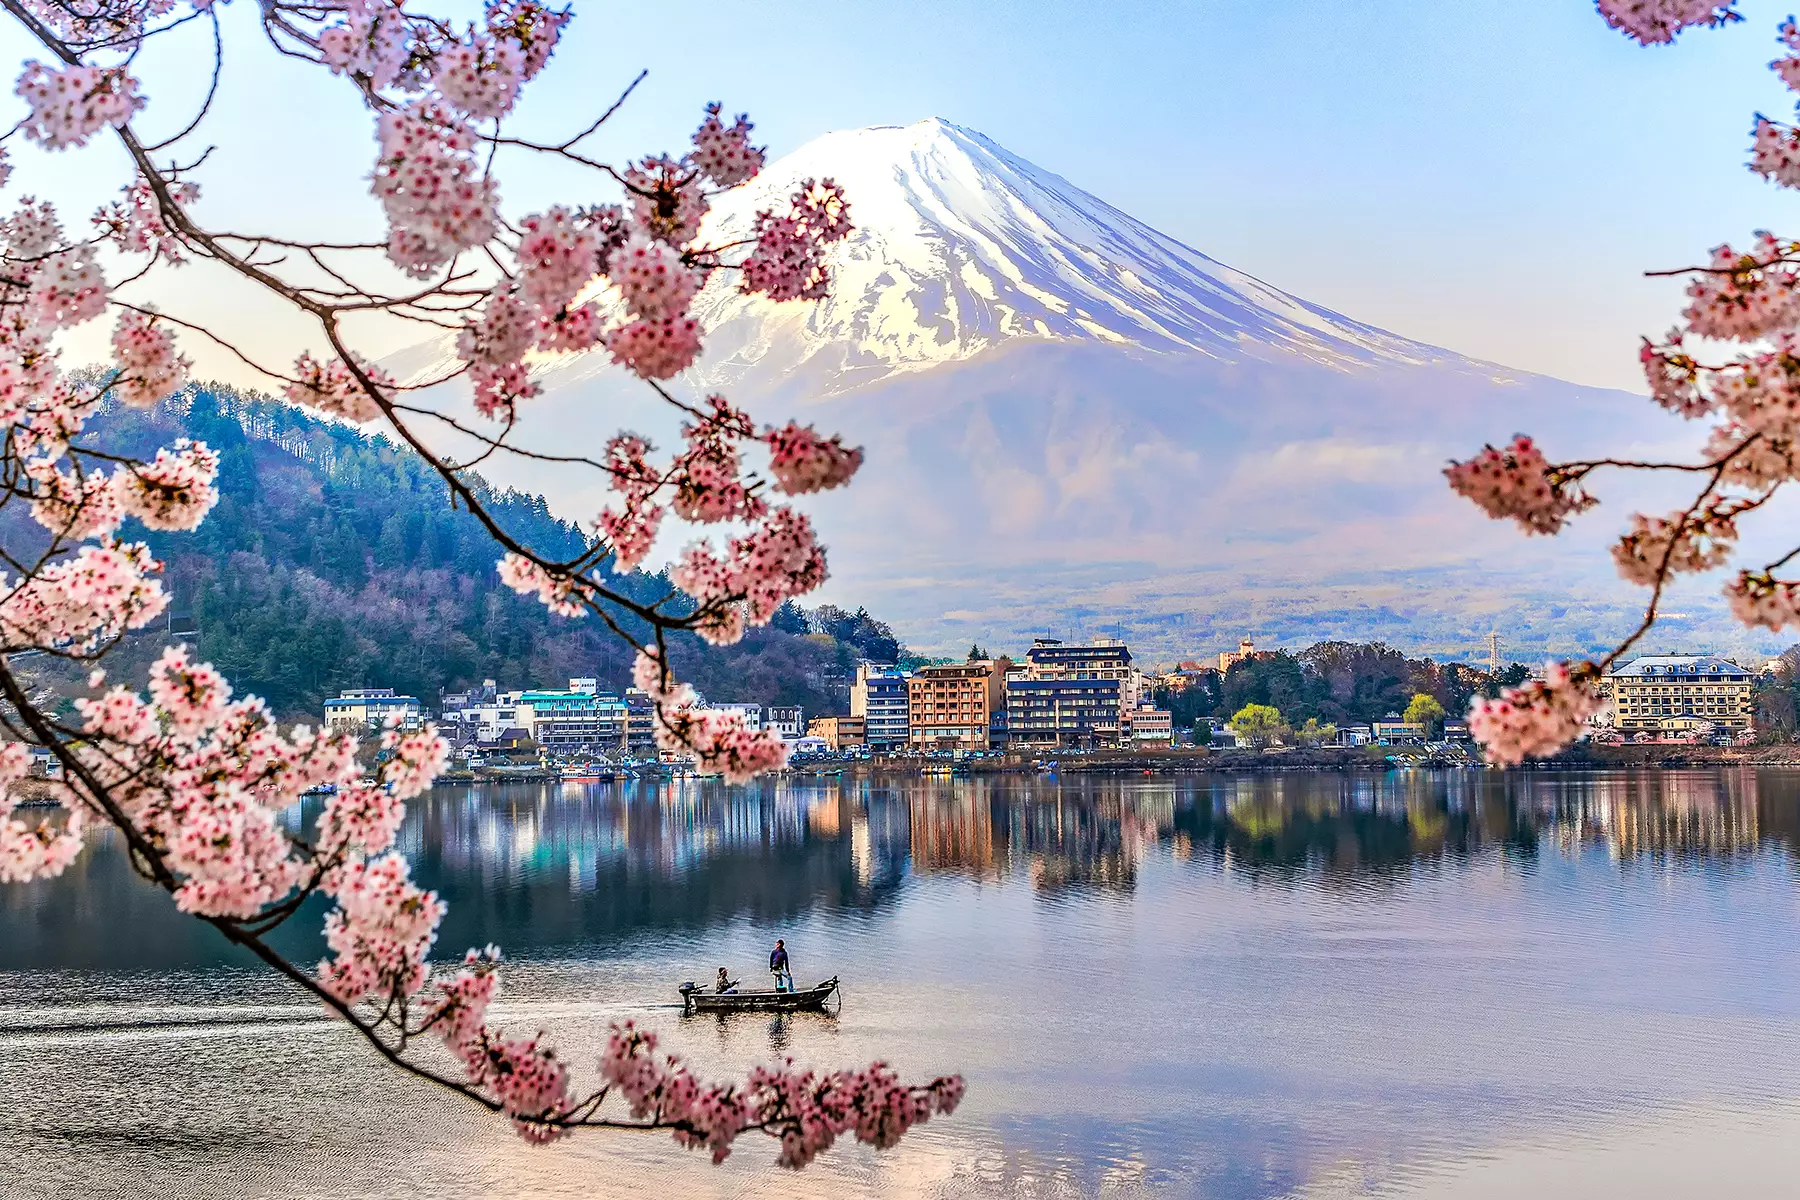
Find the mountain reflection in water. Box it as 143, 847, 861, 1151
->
8, 768, 1800, 1200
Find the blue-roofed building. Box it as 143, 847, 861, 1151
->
1604, 655, 1754, 736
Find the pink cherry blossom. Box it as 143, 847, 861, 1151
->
1704, 421, 1800, 488
318, 0, 413, 91
598, 503, 663, 571
535, 301, 605, 353
30, 246, 108, 329
286, 352, 390, 424
624, 155, 709, 245
1711, 342, 1800, 441
1444, 435, 1595, 535
690, 104, 764, 187
1681, 237, 1800, 340
372, 100, 498, 276
1641, 337, 1712, 417
26, 461, 123, 540
115, 440, 220, 532
608, 316, 701, 380
380, 726, 449, 800
614, 236, 701, 320
483, 0, 568, 80
15, 61, 144, 149
764, 422, 863, 494
318, 781, 407, 860
93, 176, 197, 263
111, 310, 191, 409
433, 35, 527, 121
496, 552, 590, 616
1776, 19, 1800, 92
0, 742, 85, 883
1750, 118, 1800, 189
1597, 0, 1739, 45
318, 853, 445, 1004
516, 207, 599, 312
0, 539, 167, 653
1612, 507, 1738, 585
1725, 569, 1800, 630
741, 180, 852, 303
5, 196, 65, 259
1467, 662, 1604, 766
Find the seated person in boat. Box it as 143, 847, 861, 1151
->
769, 939, 793, 992
715, 967, 739, 994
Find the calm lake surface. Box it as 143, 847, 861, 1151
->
7, 769, 1800, 1198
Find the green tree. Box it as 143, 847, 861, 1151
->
1227, 703, 1289, 749
1404, 692, 1447, 737
1294, 717, 1338, 746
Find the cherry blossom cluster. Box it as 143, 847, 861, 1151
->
596, 1021, 963, 1168
1443, 435, 1594, 535
18, 0, 179, 49
1611, 505, 1738, 585
632, 648, 789, 781
1596, 0, 1740, 45
1725, 569, 1800, 630
740, 180, 853, 302
0, 742, 85, 883
670, 507, 827, 646
93, 176, 198, 264
14, 60, 143, 149
496, 551, 594, 616
763, 422, 864, 495
111, 310, 192, 408
372, 100, 498, 277
285, 352, 391, 424
1467, 662, 1605, 767
0, 540, 167, 653
690, 103, 764, 187
115, 440, 219, 531
573, 402, 858, 628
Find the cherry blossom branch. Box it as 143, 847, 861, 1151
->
0, 0, 956, 1166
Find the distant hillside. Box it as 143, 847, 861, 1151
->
31, 385, 899, 720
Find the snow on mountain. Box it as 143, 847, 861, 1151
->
388, 119, 1762, 663
676, 118, 1469, 394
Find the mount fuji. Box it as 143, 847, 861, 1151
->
391, 119, 1764, 663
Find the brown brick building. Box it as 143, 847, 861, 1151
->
908, 661, 1004, 750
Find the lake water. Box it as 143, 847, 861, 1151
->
7, 769, 1800, 1198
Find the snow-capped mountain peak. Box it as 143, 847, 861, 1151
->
681, 117, 1456, 394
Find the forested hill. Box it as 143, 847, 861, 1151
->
57, 384, 899, 720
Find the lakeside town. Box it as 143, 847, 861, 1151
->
314, 635, 1779, 779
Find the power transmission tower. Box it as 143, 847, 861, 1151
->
1485, 631, 1501, 676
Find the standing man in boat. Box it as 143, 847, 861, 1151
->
769, 939, 794, 992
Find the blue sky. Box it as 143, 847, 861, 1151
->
5, 0, 1797, 390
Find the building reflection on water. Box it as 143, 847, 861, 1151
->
9, 768, 1800, 972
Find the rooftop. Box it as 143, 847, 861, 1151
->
1609, 655, 1749, 677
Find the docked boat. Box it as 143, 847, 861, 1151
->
679, 977, 839, 1014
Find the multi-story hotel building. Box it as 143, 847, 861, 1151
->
908, 661, 1004, 750
1605, 655, 1755, 735
851, 663, 911, 750
1005, 637, 1136, 749
324, 687, 424, 734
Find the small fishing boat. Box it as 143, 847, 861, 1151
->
678, 977, 839, 1014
